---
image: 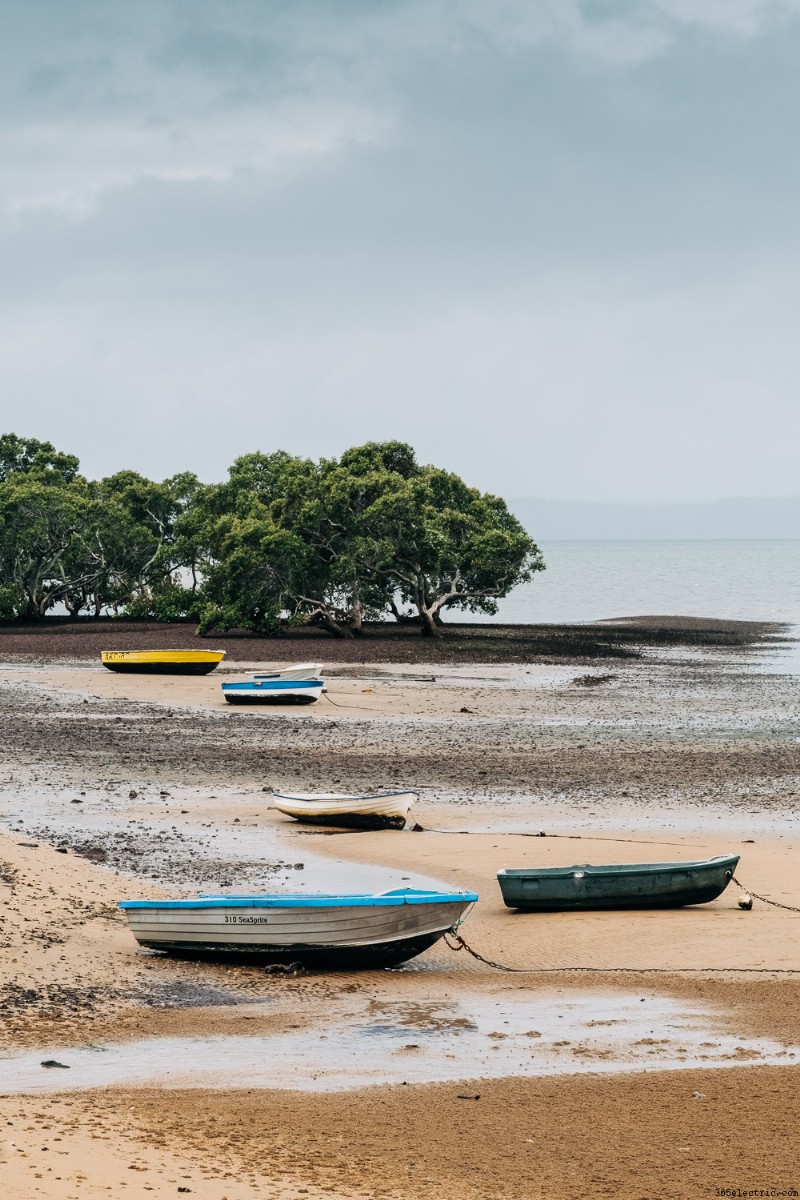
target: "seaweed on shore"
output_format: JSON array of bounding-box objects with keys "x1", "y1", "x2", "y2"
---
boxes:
[{"x1": 0, "y1": 615, "x2": 787, "y2": 667}]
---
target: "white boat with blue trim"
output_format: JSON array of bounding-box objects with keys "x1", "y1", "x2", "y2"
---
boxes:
[
  {"x1": 118, "y1": 887, "x2": 478, "y2": 968},
  {"x1": 222, "y1": 678, "x2": 324, "y2": 705},
  {"x1": 272, "y1": 790, "x2": 418, "y2": 830}
]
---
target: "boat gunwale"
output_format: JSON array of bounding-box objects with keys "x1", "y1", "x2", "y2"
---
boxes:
[
  {"x1": 101, "y1": 649, "x2": 225, "y2": 662},
  {"x1": 221, "y1": 680, "x2": 323, "y2": 690},
  {"x1": 119, "y1": 889, "x2": 478, "y2": 911},
  {"x1": 497, "y1": 855, "x2": 739, "y2": 880},
  {"x1": 273, "y1": 790, "x2": 418, "y2": 803}
]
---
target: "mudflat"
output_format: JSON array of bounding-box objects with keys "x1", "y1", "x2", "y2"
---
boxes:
[{"x1": 1, "y1": 619, "x2": 799, "y2": 1199}]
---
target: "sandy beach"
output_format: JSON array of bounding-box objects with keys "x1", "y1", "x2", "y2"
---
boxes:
[{"x1": 1, "y1": 620, "x2": 799, "y2": 1198}]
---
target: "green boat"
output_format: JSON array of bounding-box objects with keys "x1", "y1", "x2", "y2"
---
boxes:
[{"x1": 497, "y1": 854, "x2": 740, "y2": 911}]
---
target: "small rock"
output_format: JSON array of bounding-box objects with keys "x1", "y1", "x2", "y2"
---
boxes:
[
  {"x1": 41, "y1": 1060, "x2": 70, "y2": 1069},
  {"x1": 294, "y1": 863, "x2": 304, "y2": 870},
  {"x1": 457, "y1": 1094, "x2": 480, "y2": 1100},
  {"x1": 129, "y1": 790, "x2": 138, "y2": 799},
  {"x1": 459, "y1": 706, "x2": 473, "y2": 713},
  {"x1": 71, "y1": 799, "x2": 83, "y2": 805},
  {"x1": 691, "y1": 1091, "x2": 705, "y2": 1099}
]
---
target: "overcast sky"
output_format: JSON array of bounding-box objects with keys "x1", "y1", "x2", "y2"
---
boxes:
[{"x1": 2, "y1": 1, "x2": 799, "y2": 502}]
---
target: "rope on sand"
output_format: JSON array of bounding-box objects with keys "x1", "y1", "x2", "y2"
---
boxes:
[
  {"x1": 731, "y1": 873, "x2": 800, "y2": 914},
  {"x1": 443, "y1": 929, "x2": 800, "y2": 975},
  {"x1": 444, "y1": 871, "x2": 800, "y2": 973},
  {"x1": 414, "y1": 825, "x2": 686, "y2": 848}
]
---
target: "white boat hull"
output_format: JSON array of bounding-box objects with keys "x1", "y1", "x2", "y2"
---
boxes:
[
  {"x1": 222, "y1": 680, "x2": 324, "y2": 705},
  {"x1": 119, "y1": 890, "x2": 475, "y2": 967},
  {"x1": 272, "y1": 790, "x2": 418, "y2": 830},
  {"x1": 250, "y1": 663, "x2": 323, "y2": 681}
]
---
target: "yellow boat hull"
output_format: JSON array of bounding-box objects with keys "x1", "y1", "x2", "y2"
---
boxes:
[{"x1": 101, "y1": 650, "x2": 225, "y2": 676}]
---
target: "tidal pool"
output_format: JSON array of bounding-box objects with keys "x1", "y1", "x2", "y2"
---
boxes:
[{"x1": 1, "y1": 990, "x2": 795, "y2": 1095}]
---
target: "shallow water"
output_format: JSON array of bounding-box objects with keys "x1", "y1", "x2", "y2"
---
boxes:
[
  {"x1": 1, "y1": 990, "x2": 794, "y2": 1095},
  {"x1": 491, "y1": 540, "x2": 800, "y2": 627},
  {"x1": 0, "y1": 778, "x2": 449, "y2": 896}
]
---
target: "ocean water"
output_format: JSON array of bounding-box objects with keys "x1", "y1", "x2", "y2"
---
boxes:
[{"x1": 491, "y1": 540, "x2": 800, "y2": 626}]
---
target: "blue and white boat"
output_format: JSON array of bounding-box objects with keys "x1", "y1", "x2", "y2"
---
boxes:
[
  {"x1": 119, "y1": 887, "x2": 478, "y2": 968},
  {"x1": 222, "y1": 677, "x2": 324, "y2": 705}
]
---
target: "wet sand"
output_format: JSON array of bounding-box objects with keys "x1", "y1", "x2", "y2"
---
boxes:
[{"x1": 1, "y1": 623, "x2": 799, "y2": 1197}]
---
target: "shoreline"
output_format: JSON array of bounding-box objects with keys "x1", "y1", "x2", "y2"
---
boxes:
[
  {"x1": 0, "y1": 614, "x2": 790, "y2": 668},
  {"x1": 1, "y1": 632, "x2": 799, "y2": 1197}
]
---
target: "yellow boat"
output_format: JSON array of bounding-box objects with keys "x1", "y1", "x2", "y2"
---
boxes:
[{"x1": 101, "y1": 649, "x2": 226, "y2": 676}]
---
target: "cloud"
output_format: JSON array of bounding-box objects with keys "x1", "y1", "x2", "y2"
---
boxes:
[
  {"x1": 2, "y1": 101, "x2": 387, "y2": 217},
  {"x1": 3, "y1": 254, "x2": 799, "y2": 501},
  {"x1": 3, "y1": 1, "x2": 800, "y2": 216}
]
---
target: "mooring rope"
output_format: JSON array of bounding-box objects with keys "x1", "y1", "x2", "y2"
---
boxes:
[
  {"x1": 443, "y1": 870, "x2": 800, "y2": 974},
  {"x1": 731, "y1": 873, "x2": 800, "y2": 914},
  {"x1": 414, "y1": 825, "x2": 686, "y2": 847},
  {"x1": 443, "y1": 929, "x2": 800, "y2": 975}
]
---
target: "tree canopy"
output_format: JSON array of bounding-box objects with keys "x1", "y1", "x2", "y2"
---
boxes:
[{"x1": 0, "y1": 434, "x2": 544, "y2": 635}]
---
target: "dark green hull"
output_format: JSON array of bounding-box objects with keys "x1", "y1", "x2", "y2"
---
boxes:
[{"x1": 498, "y1": 854, "x2": 740, "y2": 911}]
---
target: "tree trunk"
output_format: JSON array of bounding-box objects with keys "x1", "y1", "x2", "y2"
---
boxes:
[
  {"x1": 309, "y1": 608, "x2": 353, "y2": 638},
  {"x1": 349, "y1": 596, "x2": 364, "y2": 635},
  {"x1": 419, "y1": 607, "x2": 440, "y2": 637}
]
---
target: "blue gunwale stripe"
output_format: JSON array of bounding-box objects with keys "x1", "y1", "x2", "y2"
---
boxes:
[
  {"x1": 221, "y1": 679, "x2": 322, "y2": 690},
  {"x1": 119, "y1": 890, "x2": 479, "y2": 911}
]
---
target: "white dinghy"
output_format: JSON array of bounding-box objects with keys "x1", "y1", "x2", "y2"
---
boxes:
[
  {"x1": 272, "y1": 789, "x2": 418, "y2": 830},
  {"x1": 222, "y1": 678, "x2": 324, "y2": 705},
  {"x1": 250, "y1": 662, "x2": 323, "y2": 682},
  {"x1": 118, "y1": 887, "x2": 477, "y2": 968}
]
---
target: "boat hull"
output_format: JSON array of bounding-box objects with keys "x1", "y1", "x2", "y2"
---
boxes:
[
  {"x1": 104, "y1": 661, "x2": 221, "y2": 676},
  {"x1": 128, "y1": 929, "x2": 446, "y2": 967},
  {"x1": 497, "y1": 855, "x2": 740, "y2": 911},
  {"x1": 272, "y1": 791, "x2": 417, "y2": 830},
  {"x1": 222, "y1": 680, "x2": 324, "y2": 705},
  {"x1": 119, "y1": 890, "x2": 476, "y2": 968},
  {"x1": 102, "y1": 650, "x2": 225, "y2": 675},
  {"x1": 251, "y1": 663, "x2": 323, "y2": 682}
]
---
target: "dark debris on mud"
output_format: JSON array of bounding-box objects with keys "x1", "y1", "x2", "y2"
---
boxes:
[
  {"x1": 27, "y1": 824, "x2": 289, "y2": 890},
  {"x1": 0, "y1": 616, "x2": 788, "y2": 667},
  {"x1": 0, "y1": 982, "x2": 122, "y2": 1019}
]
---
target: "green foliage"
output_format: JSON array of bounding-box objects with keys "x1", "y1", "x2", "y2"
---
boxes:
[
  {"x1": 188, "y1": 440, "x2": 543, "y2": 637},
  {"x1": 0, "y1": 433, "x2": 80, "y2": 484},
  {"x1": 121, "y1": 582, "x2": 200, "y2": 623},
  {"x1": 0, "y1": 584, "x2": 21, "y2": 620},
  {"x1": 0, "y1": 432, "x2": 544, "y2": 634}
]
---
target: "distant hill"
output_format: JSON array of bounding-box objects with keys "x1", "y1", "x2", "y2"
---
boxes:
[{"x1": 510, "y1": 497, "x2": 800, "y2": 540}]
